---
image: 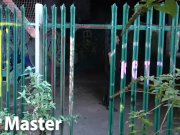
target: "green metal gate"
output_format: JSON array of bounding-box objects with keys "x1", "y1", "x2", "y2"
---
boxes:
[{"x1": 0, "y1": 2, "x2": 180, "y2": 135}]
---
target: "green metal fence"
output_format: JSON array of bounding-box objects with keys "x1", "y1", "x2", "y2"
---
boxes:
[{"x1": 0, "y1": 3, "x2": 180, "y2": 135}]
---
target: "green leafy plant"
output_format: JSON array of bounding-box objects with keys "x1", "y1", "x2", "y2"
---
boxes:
[
  {"x1": 17, "y1": 67, "x2": 78, "y2": 135},
  {"x1": 140, "y1": 69, "x2": 180, "y2": 108},
  {"x1": 18, "y1": 67, "x2": 56, "y2": 121},
  {"x1": 112, "y1": 69, "x2": 180, "y2": 134},
  {"x1": 0, "y1": 109, "x2": 25, "y2": 135},
  {"x1": 127, "y1": 110, "x2": 153, "y2": 134},
  {"x1": 17, "y1": 67, "x2": 55, "y2": 135},
  {"x1": 0, "y1": 109, "x2": 14, "y2": 135}
]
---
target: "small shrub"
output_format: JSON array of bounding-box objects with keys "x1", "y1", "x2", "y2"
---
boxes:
[{"x1": 0, "y1": 67, "x2": 78, "y2": 135}]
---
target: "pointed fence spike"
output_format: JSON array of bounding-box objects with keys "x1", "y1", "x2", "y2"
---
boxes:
[
  {"x1": 61, "y1": 4, "x2": 66, "y2": 10},
  {"x1": 70, "y1": 4, "x2": 75, "y2": 9},
  {"x1": 123, "y1": 3, "x2": 130, "y2": 9}
]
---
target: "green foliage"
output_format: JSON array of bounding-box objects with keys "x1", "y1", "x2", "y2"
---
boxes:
[
  {"x1": 121, "y1": 0, "x2": 178, "y2": 35},
  {"x1": 0, "y1": 110, "x2": 24, "y2": 135},
  {"x1": 127, "y1": 110, "x2": 153, "y2": 134},
  {"x1": 0, "y1": 109, "x2": 14, "y2": 135},
  {"x1": 139, "y1": 69, "x2": 180, "y2": 108},
  {"x1": 18, "y1": 67, "x2": 79, "y2": 134},
  {"x1": 18, "y1": 67, "x2": 55, "y2": 121},
  {"x1": 0, "y1": 67, "x2": 78, "y2": 135},
  {"x1": 154, "y1": 0, "x2": 177, "y2": 16},
  {"x1": 129, "y1": 110, "x2": 153, "y2": 127},
  {"x1": 131, "y1": 70, "x2": 180, "y2": 133},
  {"x1": 112, "y1": 69, "x2": 180, "y2": 134}
]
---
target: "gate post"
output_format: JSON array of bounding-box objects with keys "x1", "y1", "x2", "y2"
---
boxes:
[{"x1": 35, "y1": 3, "x2": 43, "y2": 76}]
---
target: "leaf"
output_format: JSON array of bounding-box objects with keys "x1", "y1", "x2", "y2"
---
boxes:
[
  {"x1": 140, "y1": 76, "x2": 145, "y2": 81},
  {"x1": 128, "y1": 124, "x2": 135, "y2": 128},
  {"x1": 161, "y1": 97, "x2": 170, "y2": 102},
  {"x1": 141, "y1": 117, "x2": 153, "y2": 126},
  {"x1": 130, "y1": 130, "x2": 143, "y2": 134},
  {"x1": 120, "y1": 104, "x2": 124, "y2": 112},
  {"x1": 18, "y1": 90, "x2": 27, "y2": 100},
  {"x1": 154, "y1": 0, "x2": 177, "y2": 17}
]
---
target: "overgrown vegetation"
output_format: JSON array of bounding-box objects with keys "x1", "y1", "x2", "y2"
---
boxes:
[{"x1": 112, "y1": 69, "x2": 180, "y2": 134}]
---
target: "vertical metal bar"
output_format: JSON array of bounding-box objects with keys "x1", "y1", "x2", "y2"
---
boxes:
[
  {"x1": 21, "y1": 5, "x2": 25, "y2": 117},
  {"x1": 130, "y1": 4, "x2": 140, "y2": 133},
  {"x1": 167, "y1": 5, "x2": 179, "y2": 135},
  {"x1": 13, "y1": 7, "x2": 18, "y2": 115},
  {"x1": 69, "y1": 4, "x2": 76, "y2": 135},
  {"x1": 154, "y1": 11, "x2": 165, "y2": 134},
  {"x1": 119, "y1": 3, "x2": 129, "y2": 135},
  {"x1": 60, "y1": 4, "x2": 66, "y2": 116},
  {"x1": 51, "y1": 5, "x2": 57, "y2": 115},
  {"x1": 43, "y1": 5, "x2": 48, "y2": 81},
  {"x1": 60, "y1": 4, "x2": 66, "y2": 135},
  {"x1": 0, "y1": 5, "x2": 2, "y2": 111},
  {"x1": 109, "y1": 4, "x2": 117, "y2": 135},
  {"x1": 143, "y1": 8, "x2": 153, "y2": 133},
  {"x1": 5, "y1": 6, "x2": 10, "y2": 112}
]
